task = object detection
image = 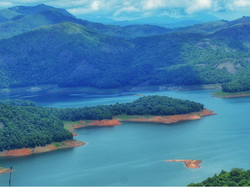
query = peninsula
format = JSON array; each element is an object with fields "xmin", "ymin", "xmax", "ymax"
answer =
[{"xmin": 0, "ymin": 96, "xmax": 212, "ymax": 169}]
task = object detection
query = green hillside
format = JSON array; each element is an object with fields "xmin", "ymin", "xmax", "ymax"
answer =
[
  {"xmin": 0, "ymin": 4, "xmax": 250, "ymax": 91},
  {"xmin": 0, "ymin": 4, "xmax": 171, "ymax": 40}
]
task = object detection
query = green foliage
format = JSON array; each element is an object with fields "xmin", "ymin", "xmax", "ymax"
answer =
[
  {"xmin": 1, "ymin": 5, "xmax": 250, "ymax": 90},
  {"xmin": 0, "ymin": 99, "xmax": 36, "ymax": 106},
  {"xmin": 57, "ymin": 95, "xmax": 204, "ymax": 121},
  {"xmin": 0, "ymin": 96, "xmax": 204, "ymax": 151},
  {"xmin": 188, "ymin": 168, "xmax": 250, "ymax": 186},
  {"xmin": 0, "ymin": 103, "xmax": 73, "ymax": 151},
  {"xmin": 222, "ymin": 78, "xmax": 250, "ymax": 93}
]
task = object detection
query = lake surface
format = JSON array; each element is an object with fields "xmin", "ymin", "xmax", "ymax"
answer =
[{"xmin": 0, "ymin": 89, "xmax": 250, "ymax": 186}]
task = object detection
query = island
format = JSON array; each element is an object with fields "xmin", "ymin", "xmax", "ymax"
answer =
[
  {"xmin": 166, "ymin": 159, "xmax": 202, "ymax": 169},
  {"xmin": 0, "ymin": 96, "xmax": 214, "ymax": 172}
]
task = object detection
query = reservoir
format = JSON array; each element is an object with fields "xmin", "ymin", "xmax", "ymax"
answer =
[{"xmin": 0, "ymin": 89, "xmax": 250, "ymax": 186}]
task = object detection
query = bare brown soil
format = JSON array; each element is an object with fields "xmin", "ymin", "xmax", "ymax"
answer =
[
  {"xmin": 86, "ymin": 119, "xmax": 122, "ymax": 126},
  {"xmin": 0, "ymin": 140, "xmax": 86, "ymax": 157},
  {"xmin": 166, "ymin": 159, "xmax": 202, "ymax": 169},
  {"xmin": 117, "ymin": 109, "xmax": 215, "ymax": 124},
  {"xmin": 3, "ymin": 148, "xmax": 32, "ymax": 156}
]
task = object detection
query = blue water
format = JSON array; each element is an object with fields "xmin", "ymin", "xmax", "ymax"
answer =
[{"xmin": 0, "ymin": 90, "xmax": 250, "ymax": 186}]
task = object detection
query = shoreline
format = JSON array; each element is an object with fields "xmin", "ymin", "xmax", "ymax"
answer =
[
  {"xmin": 0, "ymin": 84, "xmax": 221, "ymax": 96},
  {"xmin": 65, "ymin": 119, "xmax": 122, "ymax": 137},
  {"xmin": 0, "ymin": 140, "xmax": 86, "ymax": 157},
  {"xmin": 65, "ymin": 109, "xmax": 215, "ymax": 137},
  {"xmin": 0, "ymin": 167, "xmax": 13, "ymax": 174},
  {"xmin": 213, "ymin": 90, "xmax": 250, "ymax": 98},
  {"xmin": 166, "ymin": 160, "xmax": 202, "ymax": 169},
  {"xmin": 115, "ymin": 109, "xmax": 216, "ymax": 124},
  {"xmin": 0, "ymin": 109, "xmax": 215, "ymax": 157}
]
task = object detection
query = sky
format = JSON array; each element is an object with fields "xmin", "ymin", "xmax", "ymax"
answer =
[{"xmin": 1, "ymin": 0, "xmax": 250, "ymax": 21}]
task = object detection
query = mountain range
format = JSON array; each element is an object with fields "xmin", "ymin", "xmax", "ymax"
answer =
[
  {"xmin": 83, "ymin": 13, "xmax": 219, "ymax": 28},
  {"xmin": 0, "ymin": 4, "xmax": 250, "ymax": 90}
]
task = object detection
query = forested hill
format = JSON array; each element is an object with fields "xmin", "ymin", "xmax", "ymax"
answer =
[
  {"xmin": 0, "ymin": 96, "xmax": 204, "ymax": 151},
  {"xmin": 0, "ymin": 4, "xmax": 250, "ymax": 90}
]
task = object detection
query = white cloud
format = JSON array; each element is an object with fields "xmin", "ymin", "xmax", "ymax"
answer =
[
  {"xmin": 0, "ymin": 2, "xmax": 13, "ymax": 8},
  {"xmin": 113, "ymin": 6, "xmax": 140, "ymax": 17},
  {"xmin": 48, "ymin": 0, "xmax": 89, "ymax": 8},
  {"xmin": 67, "ymin": 7, "xmax": 92, "ymax": 14},
  {"xmin": 233, "ymin": 0, "xmax": 250, "ymax": 7},
  {"xmin": 1, "ymin": 0, "xmax": 250, "ymax": 20},
  {"xmin": 91, "ymin": 1, "xmax": 100, "ymax": 11},
  {"xmin": 143, "ymin": 0, "xmax": 166, "ymax": 10},
  {"xmin": 186, "ymin": 0, "xmax": 212, "ymax": 14}
]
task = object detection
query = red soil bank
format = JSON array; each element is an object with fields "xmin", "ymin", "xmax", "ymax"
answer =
[
  {"xmin": 166, "ymin": 160, "xmax": 202, "ymax": 169},
  {"xmin": 3, "ymin": 148, "xmax": 32, "ymax": 156},
  {"xmin": 1, "ymin": 140, "xmax": 86, "ymax": 157},
  {"xmin": 87, "ymin": 119, "xmax": 122, "ymax": 126},
  {"xmin": 117, "ymin": 109, "xmax": 215, "ymax": 124}
]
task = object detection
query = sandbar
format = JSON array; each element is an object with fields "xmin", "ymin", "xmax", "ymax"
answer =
[
  {"xmin": 0, "ymin": 167, "xmax": 13, "ymax": 174},
  {"xmin": 166, "ymin": 159, "xmax": 202, "ymax": 169}
]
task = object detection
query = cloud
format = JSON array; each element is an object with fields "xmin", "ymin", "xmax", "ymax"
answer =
[
  {"xmin": 143, "ymin": 0, "xmax": 166, "ymax": 10},
  {"xmin": 233, "ymin": 0, "xmax": 250, "ymax": 7},
  {"xmin": 186, "ymin": 0, "xmax": 212, "ymax": 14},
  {"xmin": 91, "ymin": 1, "xmax": 100, "ymax": 10},
  {"xmin": 1, "ymin": 0, "xmax": 250, "ymax": 20},
  {"xmin": 0, "ymin": 2, "xmax": 13, "ymax": 8}
]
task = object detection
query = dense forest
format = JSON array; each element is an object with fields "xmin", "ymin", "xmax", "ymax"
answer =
[
  {"xmin": 0, "ymin": 5, "xmax": 250, "ymax": 91},
  {"xmin": 188, "ymin": 168, "xmax": 250, "ymax": 186},
  {"xmin": 0, "ymin": 96, "xmax": 204, "ymax": 151},
  {"xmin": 221, "ymin": 71, "xmax": 250, "ymax": 93}
]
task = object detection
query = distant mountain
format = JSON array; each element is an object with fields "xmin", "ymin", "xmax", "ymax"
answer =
[
  {"xmin": 92, "ymin": 13, "xmax": 219, "ymax": 28},
  {"xmin": 0, "ymin": 4, "xmax": 74, "ymax": 22},
  {"xmin": 8, "ymin": 4, "xmax": 74, "ymax": 18},
  {"xmin": 123, "ymin": 25, "xmax": 172, "ymax": 36},
  {"xmin": 176, "ymin": 16, "xmax": 250, "ymax": 34},
  {"xmin": 0, "ymin": 4, "xmax": 250, "ymax": 90},
  {"xmin": 0, "ymin": 4, "xmax": 172, "ymax": 40}
]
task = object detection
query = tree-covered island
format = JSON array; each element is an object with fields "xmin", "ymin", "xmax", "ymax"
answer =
[{"xmin": 0, "ymin": 96, "xmax": 209, "ymax": 153}]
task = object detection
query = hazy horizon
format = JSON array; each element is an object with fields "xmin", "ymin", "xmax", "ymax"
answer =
[{"xmin": 0, "ymin": 0, "xmax": 250, "ymax": 22}]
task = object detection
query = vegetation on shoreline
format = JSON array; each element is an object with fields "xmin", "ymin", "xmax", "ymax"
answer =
[
  {"xmin": 0, "ymin": 4, "xmax": 250, "ymax": 90},
  {"xmin": 0, "ymin": 96, "xmax": 204, "ymax": 151},
  {"xmin": 188, "ymin": 168, "xmax": 250, "ymax": 186},
  {"xmin": 213, "ymin": 90, "xmax": 250, "ymax": 98},
  {"xmin": 221, "ymin": 69, "xmax": 250, "ymax": 93}
]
